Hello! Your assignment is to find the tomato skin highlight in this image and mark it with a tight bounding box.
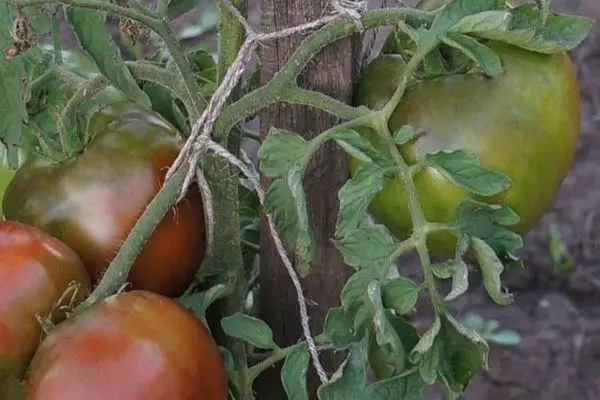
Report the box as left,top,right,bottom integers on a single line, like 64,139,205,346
352,42,580,256
0,220,90,392
26,291,228,400
3,102,206,297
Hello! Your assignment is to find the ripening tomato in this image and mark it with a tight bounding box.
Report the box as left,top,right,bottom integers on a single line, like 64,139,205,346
3,102,206,297
26,291,228,400
0,220,90,394
352,42,580,256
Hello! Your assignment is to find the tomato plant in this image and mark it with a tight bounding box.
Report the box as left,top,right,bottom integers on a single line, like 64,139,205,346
0,220,90,393
351,41,580,256
3,102,206,297
26,290,228,400
0,1,593,400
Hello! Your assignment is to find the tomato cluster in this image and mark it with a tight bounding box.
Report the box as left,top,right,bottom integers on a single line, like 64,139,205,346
0,50,225,399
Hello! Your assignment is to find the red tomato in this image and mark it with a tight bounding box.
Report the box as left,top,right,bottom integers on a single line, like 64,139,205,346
26,291,228,400
0,220,90,393
3,102,206,297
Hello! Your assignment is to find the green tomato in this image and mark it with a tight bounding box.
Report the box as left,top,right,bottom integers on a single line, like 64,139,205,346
351,42,580,257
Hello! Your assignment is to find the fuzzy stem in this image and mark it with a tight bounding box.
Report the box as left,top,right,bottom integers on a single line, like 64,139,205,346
374,37,445,309
209,0,250,398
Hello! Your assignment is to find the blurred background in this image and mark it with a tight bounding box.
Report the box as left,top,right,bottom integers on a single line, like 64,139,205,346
57,0,600,398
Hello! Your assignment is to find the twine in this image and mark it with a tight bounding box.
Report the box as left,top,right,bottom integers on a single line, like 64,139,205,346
165,0,368,385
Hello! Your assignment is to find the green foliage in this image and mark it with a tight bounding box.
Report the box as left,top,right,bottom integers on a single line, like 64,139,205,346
281,344,310,400
221,313,278,350
425,150,512,196
0,0,592,399
66,8,151,107
177,284,228,326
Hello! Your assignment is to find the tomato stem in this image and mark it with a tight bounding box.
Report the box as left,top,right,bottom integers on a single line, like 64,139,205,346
211,1,251,398
245,344,301,385
372,35,447,310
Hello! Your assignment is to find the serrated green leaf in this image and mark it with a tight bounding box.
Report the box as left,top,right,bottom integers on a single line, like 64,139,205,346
426,149,511,195
409,314,441,364
362,373,426,399
393,125,416,145
449,10,511,34
264,178,300,247
419,341,440,384
330,128,392,168
436,313,489,394
0,60,26,150
140,81,189,133
66,7,150,108
367,281,404,351
322,307,358,349
422,50,448,76
366,281,409,379
341,269,378,308
176,284,227,324
453,199,523,256
414,312,490,392
0,5,27,153
282,344,310,400
471,237,514,306
351,302,374,340
432,260,458,280
317,344,368,400
441,33,504,76
381,277,420,315
444,260,469,302
221,313,277,350
367,330,399,381
218,346,237,386
258,128,309,178
264,171,318,273
287,162,316,275
335,226,398,270
432,0,506,33
474,4,593,54
336,163,385,238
